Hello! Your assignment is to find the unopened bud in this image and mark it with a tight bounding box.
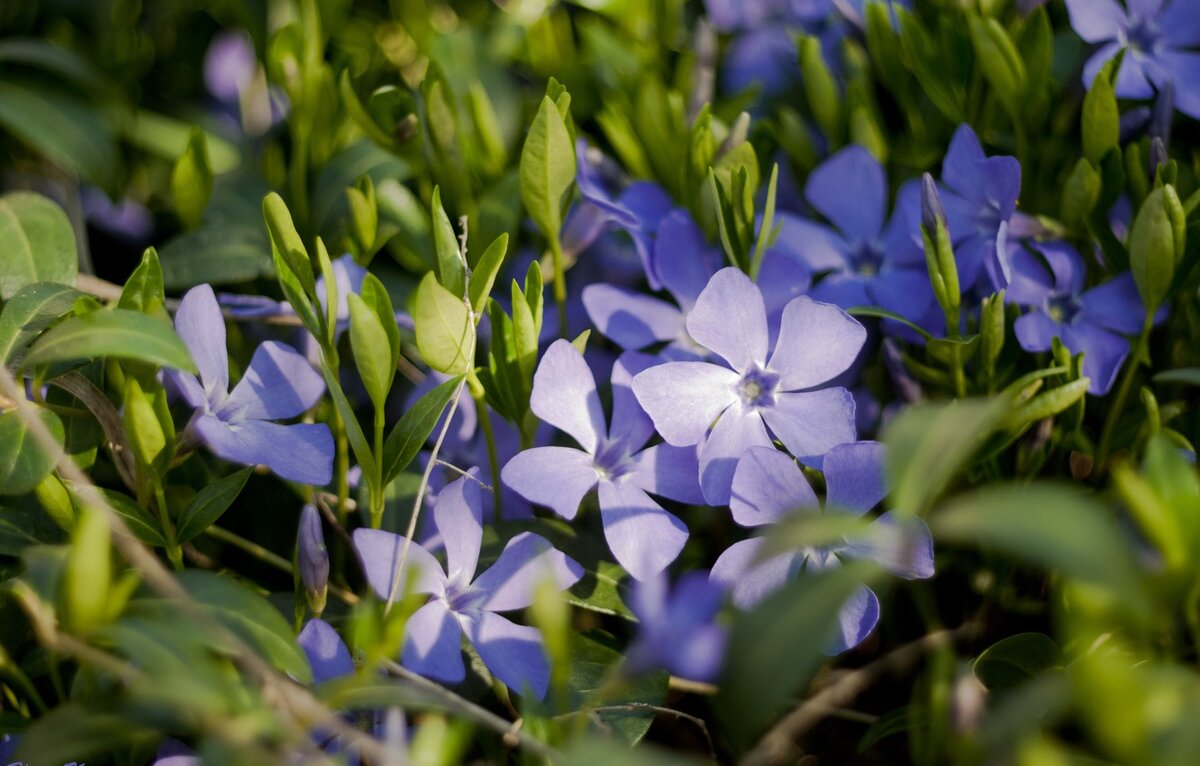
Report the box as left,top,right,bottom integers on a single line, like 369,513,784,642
1151,80,1174,150
298,504,329,616
1150,137,1169,178
920,173,947,234
920,174,961,330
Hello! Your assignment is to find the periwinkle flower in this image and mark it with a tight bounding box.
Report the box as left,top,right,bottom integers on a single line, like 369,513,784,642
502,343,703,580
582,209,810,359
354,474,583,698
1006,241,1155,395
626,571,728,683
171,285,333,484
632,267,865,505
1065,0,1200,120
298,618,356,685
150,740,200,766
710,442,934,653
299,504,330,614
203,31,256,103
783,146,934,331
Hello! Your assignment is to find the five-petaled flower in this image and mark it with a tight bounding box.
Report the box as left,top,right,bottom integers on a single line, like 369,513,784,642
354,473,583,698
631,267,865,505
626,570,728,683
170,284,334,485
710,442,934,653
502,343,704,580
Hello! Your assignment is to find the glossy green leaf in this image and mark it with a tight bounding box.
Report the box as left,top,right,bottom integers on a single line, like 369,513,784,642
430,186,465,297
414,272,473,375
468,233,508,319
1129,185,1185,312
0,81,118,186
86,487,167,548
1082,65,1119,164
0,282,80,365
348,293,395,412
175,468,253,544
262,192,316,297
974,633,1061,693
0,191,78,300
171,126,213,230
0,407,64,496
60,503,111,634
1154,368,1200,387
21,309,196,373
118,248,168,318
381,374,462,485
0,499,66,556
520,95,576,240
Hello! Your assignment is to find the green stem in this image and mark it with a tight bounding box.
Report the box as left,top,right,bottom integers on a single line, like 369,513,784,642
1,663,48,714
473,388,503,519
370,407,385,529
1097,315,1153,468
154,486,183,571
333,408,349,523
205,524,293,575
549,238,568,338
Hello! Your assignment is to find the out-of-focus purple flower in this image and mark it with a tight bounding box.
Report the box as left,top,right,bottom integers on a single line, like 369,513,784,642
627,570,728,683
170,284,333,484
150,739,200,766
704,0,829,32
632,268,864,504
502,343,702,580
782,146,934,332
204,31,257,103
572,141,674,288
1006,241,1154,395
81,187,154,242
582,209,810,359
1065,0,1200,120
0,734,83,766
938,125,1022,292
710,442,934,653
354,473,583,698
299,504,330,613
723,27,804,98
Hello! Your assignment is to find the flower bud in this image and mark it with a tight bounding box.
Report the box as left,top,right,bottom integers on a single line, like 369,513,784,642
920,174,961,329
1151,80,1174,150
298,504,329,616
920,173,946,234
1129,185,1186,312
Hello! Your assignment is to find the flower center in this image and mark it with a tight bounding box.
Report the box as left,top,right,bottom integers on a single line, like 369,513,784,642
593,439,633,481
850,240,883,277
1125,16,1161,55
443,580,483,613
736,365,780,409
1046,294,1081,324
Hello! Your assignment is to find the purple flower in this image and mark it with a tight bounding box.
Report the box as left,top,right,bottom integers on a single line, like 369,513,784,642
171,284,334,484
353,474,583,698
299,618,356,685
1007,241,1153,395
150,740,200,766
582,209,810,359
710,443,934,653
937,125,1022,292
632,267,864,504
573,141,675,288
782,146,934,331
1066,0,1200,120
203,31,256,103
299,504,330,613
502,343,702,580
627,571,728,683
704,0,829,32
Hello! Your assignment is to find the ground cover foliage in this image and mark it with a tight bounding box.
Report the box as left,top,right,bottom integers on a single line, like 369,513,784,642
1,0,1200,764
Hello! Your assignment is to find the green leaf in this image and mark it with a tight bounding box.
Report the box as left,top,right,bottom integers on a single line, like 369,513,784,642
21,309,196,373
133,570,311,683
262,192,316,297
0,191,78,300
520,95,576,240
0,499,66,556
430,186,466,297
1082,64,1120,164
171,126,213,230
715,561,878,745
560,739,702,766
468,233,508,319
413,272,473,375
118,248,168,318
175,468,253,544
122,377,169,476
1061,158,1102,228
0,407,64,495
348,293,396,412
933,484,1145,603
87,487,167,548
1154,368,1200,387
799,35,842,141
13,704,155,765
882,398,1009,517
381,375,462,485
1129,185,1185,312
967,14,1026,113
159,223,273,288
61,503,111,633
0,80,118,186
974,633,1061,693
749,164,779,281
0,282,80,365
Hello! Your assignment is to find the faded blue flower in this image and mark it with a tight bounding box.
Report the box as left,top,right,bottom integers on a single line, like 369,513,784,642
502,344,703,580
171,284,334,484
1066,0,1200,120
627,570,728,683
354,473,583,698
710,442,934,653
632,268,864,504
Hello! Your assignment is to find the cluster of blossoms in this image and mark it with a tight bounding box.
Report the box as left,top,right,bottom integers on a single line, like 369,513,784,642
99,0,1185,736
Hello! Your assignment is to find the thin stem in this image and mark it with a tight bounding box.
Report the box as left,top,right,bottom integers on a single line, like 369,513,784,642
473,387,503,518
1097,314,1154,467
549,238,569,338
333,408,350,523
154,485,183,571
371,406,386,529
206,524,294,574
